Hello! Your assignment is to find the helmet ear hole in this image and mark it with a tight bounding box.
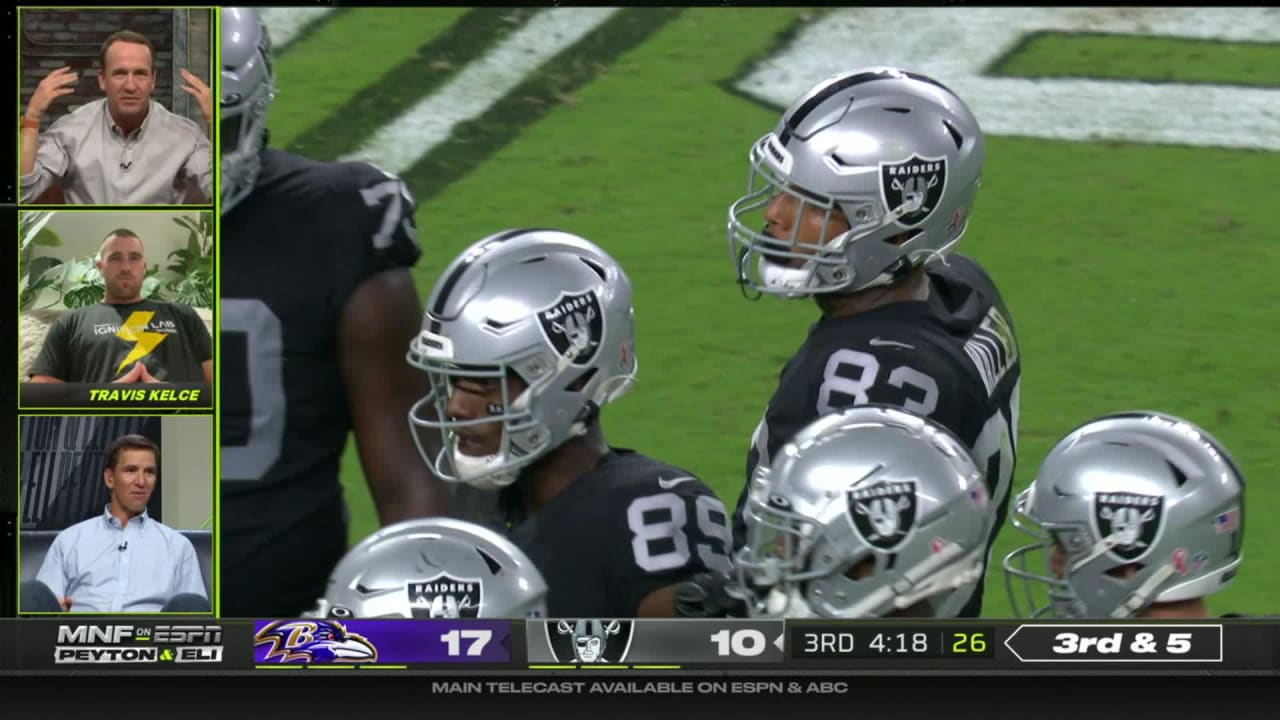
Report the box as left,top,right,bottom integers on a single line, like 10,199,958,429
843,556,877,581
1104,563,1143,580
882,230,917,247
566,368,597,393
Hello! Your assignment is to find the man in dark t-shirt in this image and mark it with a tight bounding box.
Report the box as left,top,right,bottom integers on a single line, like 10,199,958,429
27,228,212,384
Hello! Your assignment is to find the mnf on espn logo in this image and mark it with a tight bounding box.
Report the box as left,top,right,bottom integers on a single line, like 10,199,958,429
54,624,224,664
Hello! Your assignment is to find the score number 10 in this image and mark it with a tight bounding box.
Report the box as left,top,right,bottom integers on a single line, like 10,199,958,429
710,629,767,657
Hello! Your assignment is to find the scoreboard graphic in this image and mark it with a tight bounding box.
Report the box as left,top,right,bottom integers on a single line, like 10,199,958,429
251,619,512,666
0,619,1274,676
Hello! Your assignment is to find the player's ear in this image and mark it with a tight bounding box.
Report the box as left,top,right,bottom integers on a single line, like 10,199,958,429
103,467,115,491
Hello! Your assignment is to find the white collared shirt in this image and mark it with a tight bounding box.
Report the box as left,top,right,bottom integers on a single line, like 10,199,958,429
21,98,213,205
34,505,207,612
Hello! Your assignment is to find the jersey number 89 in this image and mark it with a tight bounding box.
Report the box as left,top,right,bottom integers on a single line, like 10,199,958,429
626,493,733,574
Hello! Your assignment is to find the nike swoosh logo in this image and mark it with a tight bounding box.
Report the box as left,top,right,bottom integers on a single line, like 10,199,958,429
869,337,915,350
657,476,696,489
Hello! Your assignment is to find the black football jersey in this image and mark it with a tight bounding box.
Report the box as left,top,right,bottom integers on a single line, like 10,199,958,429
733,254,1021,617
219,149,421,614
502,449,733,618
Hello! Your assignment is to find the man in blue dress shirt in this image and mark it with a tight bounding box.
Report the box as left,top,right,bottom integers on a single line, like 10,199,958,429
21,434,209,613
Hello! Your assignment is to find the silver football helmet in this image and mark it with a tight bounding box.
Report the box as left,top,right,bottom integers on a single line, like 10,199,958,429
406,229,638,491
220,7,277,214
728,67,985,297
1003,411,1246,619
307,517,548,619
735,405,991,618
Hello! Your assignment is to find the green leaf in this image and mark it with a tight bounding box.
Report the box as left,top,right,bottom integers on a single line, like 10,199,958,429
23,256,64,289
33,227,62,247
20,211,56,249
64,284,104,309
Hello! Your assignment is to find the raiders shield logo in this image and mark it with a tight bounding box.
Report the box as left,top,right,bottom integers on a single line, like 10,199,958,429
1092,492,1165,562
536,290,604,366
546,619,635,664
847,481,917,551
880,154,947,227
406,573,483,618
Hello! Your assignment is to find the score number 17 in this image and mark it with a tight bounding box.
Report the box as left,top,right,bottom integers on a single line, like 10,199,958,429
442,629,492,657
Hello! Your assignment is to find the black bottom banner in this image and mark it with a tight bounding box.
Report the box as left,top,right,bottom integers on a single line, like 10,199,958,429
0,674,1275,719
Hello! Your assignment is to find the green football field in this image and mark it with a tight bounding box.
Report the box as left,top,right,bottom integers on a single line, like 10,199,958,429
258,7,1279,617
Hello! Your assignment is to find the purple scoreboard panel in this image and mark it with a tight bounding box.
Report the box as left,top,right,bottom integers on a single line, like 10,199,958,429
252,620,513,667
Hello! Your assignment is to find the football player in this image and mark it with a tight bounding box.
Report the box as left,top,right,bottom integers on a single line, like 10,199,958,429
218,8,449,617
684,405,991,619
1003,411,1246,619
307,517,548,619
726,67,1021,617
407,229,734,617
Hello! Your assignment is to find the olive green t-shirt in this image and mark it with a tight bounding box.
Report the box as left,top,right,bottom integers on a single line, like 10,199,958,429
29,300,211,383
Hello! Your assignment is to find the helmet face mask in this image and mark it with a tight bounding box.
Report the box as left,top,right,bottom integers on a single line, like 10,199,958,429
727,67,985,298
729,136,924,298
734,405,990,619
1002,411,1246,619
1003,491,1100,619
737,487,840,587
220,7,277,214
406,230,638,491
406,352,556,492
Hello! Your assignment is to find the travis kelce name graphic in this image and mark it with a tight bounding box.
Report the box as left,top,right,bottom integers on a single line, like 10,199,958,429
52,623,224,664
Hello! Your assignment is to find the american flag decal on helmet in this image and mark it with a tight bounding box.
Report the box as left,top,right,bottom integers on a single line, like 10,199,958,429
1214,507,1240,534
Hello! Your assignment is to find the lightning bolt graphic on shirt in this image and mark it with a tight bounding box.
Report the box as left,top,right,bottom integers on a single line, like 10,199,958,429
115,311,167,374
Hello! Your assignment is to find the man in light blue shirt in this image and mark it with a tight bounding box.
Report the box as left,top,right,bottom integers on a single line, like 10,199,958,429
21,434,209,613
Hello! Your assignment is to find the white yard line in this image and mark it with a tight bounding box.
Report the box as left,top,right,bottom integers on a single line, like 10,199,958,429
736,8,1280,151
260,7,339,51
339,8,620,174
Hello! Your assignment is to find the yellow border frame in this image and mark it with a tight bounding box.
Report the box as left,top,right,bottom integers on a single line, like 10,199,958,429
13,6,221,619
15,413,216,616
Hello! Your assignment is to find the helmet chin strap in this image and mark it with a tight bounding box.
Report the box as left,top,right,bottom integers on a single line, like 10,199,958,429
838,542,975,618
1111,564,1177,619
757,258,817,295
451,450,520,491
764,586,816,618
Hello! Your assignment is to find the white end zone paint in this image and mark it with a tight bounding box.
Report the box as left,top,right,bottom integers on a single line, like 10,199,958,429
339,8,619,175
259,8,338,51
735,8,1280,151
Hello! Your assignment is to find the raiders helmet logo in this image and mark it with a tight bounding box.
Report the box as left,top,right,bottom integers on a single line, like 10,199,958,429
546,619,634,664
847,481,917,551
536,290,604,366
406,573,483,619
880,154,947,227
1092,492,1165,562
